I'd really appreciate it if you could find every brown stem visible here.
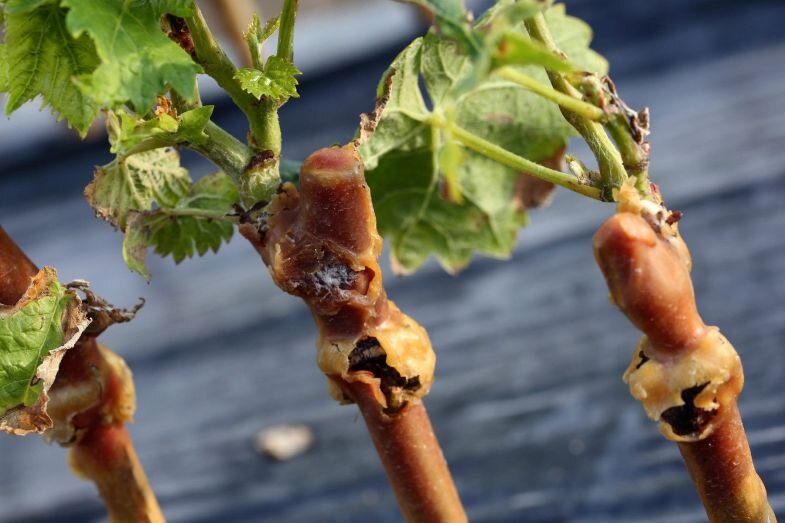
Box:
[0,227,164,523]
[240,145,466,522]
[0,227,38,304]
[70,423,163,523]
[342,380,467,523]
[593,200,775,522]
[679,403,775,523]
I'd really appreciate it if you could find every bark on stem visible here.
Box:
[0,227,38,304]
[70,422,163,523]
[593,188,774,522]
[0,227,164,523]
[679,403,775,522]
[240,145,467,522]
[342,380,466,523]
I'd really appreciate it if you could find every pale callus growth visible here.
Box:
[241,144,435,410]
[594,180,740,440]
[56,337,163,523]
[594,179,774,522]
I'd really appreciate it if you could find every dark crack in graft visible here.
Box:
[165,16,196,58]
[246,150,276,172]
[666,210,684,225]
[661,383,718,437]
[635,349,650,370]
[348,337,421,414]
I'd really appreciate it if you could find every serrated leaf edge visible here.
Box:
[0,267,90,436]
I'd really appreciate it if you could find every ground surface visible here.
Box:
[1,1,784,521]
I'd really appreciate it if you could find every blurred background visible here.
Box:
[1,0,784,521]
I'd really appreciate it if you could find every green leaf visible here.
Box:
[474,0,541,29]
[542,4,606,74]
[0,45,8,92]
[493,31,573,71]
[244,13,279,69]
[359,4,606,273]
[4,0,50,14]
[235,56,301,103]
[62,0,201,112]
[85,148,191,230]
[400,0,480,54]
[258,16,281,44]
[361,37,526,273]
[370,147,527,274]
[123,214,152,281]
[0,267,89,435]
[3,4,100,135]
[149,0,194,18]
[149,172,238,262]
[360,38,429,170]
[418,33,472,107]
[107,105,214,155]
[123,172,239,278]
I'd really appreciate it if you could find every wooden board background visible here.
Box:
[1,1,784,521]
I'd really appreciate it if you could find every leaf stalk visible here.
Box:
[524,13,626,199]
[432,116,603,200]
[191,121,253,182]
[185,5,280,154]
[495,66,605,121]
[157,207,239,223]
[276,0,298,62]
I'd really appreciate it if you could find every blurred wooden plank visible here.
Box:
[1,8,785,523]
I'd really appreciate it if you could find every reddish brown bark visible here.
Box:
[0,227,38,305]
[241,146,466,522]
[70,423,163,523]
[679,403,775,523]
[0,226,163,523]
[342,379,467,523]
[594,209,774,522]
[593,212,704,354]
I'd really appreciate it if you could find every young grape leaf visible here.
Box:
[360,4,606,273]
[235,56,301,103]
[123,172,239,279]
[400,0,480,54]
[474,0,542,27]
[361,37,526,273]
[85,148,191,230]
[2,4,100,135]
[0,267,89,435]
[107,105,214,155]
[257,16,281,45]
[492,32,573,71]
[148,172,238,261]
[0,45,8,92]
[244,13,280,69]
[149,0,194,18]
[61,0,201,112]
[123,215,153,281]
[3,0,50,15]
[539,4,606,73]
